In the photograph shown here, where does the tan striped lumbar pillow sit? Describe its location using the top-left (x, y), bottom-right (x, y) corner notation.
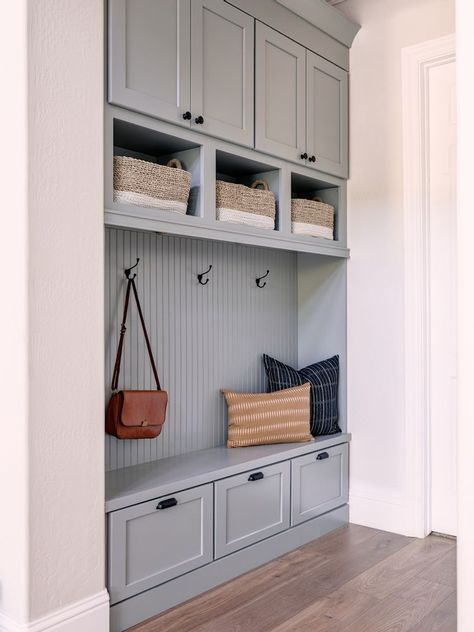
top-left (223, 383), bottom-right (312, 448)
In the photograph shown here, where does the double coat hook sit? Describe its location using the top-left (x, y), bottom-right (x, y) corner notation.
top-left (197, 264), bottom-right (212, 285)
top-left (256, 270), bottom-right (270, 288)
top-left (125, 258), bottom-right (140, 280)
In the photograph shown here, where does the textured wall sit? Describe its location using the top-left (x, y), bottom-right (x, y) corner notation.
top-left (27, 0), bottom-right (106, 622)
top-left (105, 229), bottom-right (298, 471)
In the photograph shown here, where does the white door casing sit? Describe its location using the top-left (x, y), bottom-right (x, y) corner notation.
top-left (428, 60), bottom-right (457, 536)
top-left (402, 34), bottom-right (456, 538)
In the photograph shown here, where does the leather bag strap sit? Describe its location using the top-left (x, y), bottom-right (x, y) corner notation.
top-left (111, 277), bottom-right (161, 391)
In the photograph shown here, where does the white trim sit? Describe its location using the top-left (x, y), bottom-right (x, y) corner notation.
top-left (402, 34), bottom-right (456, 538)
top-left (456, 1), bottom-right (474, 628)
top-left (349, 494), bottom-right (411, 536)
top-left (0, 591), bottom-right (109, 632)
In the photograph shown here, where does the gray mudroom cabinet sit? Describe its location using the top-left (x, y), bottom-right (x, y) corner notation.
top-left (255, 22), bottom-right (306, 164)
top-left (255, 21), bottom-right (349, 177)
top-left (104, 1), bottom-right (360, 630)
top-left (306, 52), bottom-right (349, 178)
top-left (109, 0), bottom-right (350, 175)
top-left (106, 438), bottom-right (350, 631)
top-left (108, 0), bottom-right (191, 129)
top-left (291, 443), bottom-right (349, 526)
top-left (214, 461), bottom-right (291, 558)
top-left (108, 484), bottom-right (214, 603)
top-left (108, 0), bottom-right (255, 146)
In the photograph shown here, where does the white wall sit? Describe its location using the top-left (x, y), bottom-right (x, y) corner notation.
top-left (338, 0), bottom-right (455, 535)
top-left (1, 1), bottom-right (108, 630)
top-left (0, 0), bottom-right (29, 626)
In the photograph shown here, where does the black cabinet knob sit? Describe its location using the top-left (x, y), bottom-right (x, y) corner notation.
top-left (309, 155), bottom-right (317, 163)
top-left (182, 111), bottom-right (192, 120)
top-left (300, 152), bottom-right (308, 160)
top-left (248, 471), bottom-right (264, 481)
top-left (195, 115), bottom-right (204, 124)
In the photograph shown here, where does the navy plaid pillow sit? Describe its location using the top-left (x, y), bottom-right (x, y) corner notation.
top-left (263, 354), bottom-right (341, 437)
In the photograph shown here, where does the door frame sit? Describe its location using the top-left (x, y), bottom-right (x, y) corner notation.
top-left (402, 34), bottom-right (456, 538)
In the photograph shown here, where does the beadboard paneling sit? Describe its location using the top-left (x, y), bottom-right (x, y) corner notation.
top-left (105, 228), bottom-right (298, 471)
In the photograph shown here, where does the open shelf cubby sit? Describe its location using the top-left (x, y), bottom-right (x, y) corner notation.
top-left (105, 107), bottom-right (348, 257)
top-left (113, 118), bottom-right (202, 217)
top-left (215, 149), bottom-right (281, 231)
top-left (291, 171), bottom-right (341, 242)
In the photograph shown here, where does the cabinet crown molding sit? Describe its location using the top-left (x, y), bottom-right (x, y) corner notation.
top-left (275, 0), bottom-right (360, 47)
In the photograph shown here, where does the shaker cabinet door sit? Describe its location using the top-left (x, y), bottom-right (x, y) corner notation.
top-left (191, 0), bottom-right (254, 146)
top-left (291, 443), bottom-right (349, 527)
top-left (214, 462), bottom-right (290, 558)
top-left (108, 484), bottom-right (213, 604)
top-left (306, 51), bottom-right (348, 178)
top-left (108, 0), bottom-right (191, 127)
top-left (255, 23), bottom-right (306, 164)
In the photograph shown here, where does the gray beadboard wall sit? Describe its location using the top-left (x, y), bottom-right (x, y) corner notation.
top-left (105, 228), bottom-right (298, 471)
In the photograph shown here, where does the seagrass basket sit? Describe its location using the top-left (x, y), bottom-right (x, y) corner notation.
top-left (216, 179), bottom-right (276, 230)
top-left (291, 196), bottom-right (334, 240)
top-left (113, 156), bottom-right (191, 214)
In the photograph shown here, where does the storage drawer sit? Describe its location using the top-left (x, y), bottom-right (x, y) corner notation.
top-left (214, 461), bottom-right (290, 559)
top-left (291, 443), bottom-right (348, 526)
top-left (108, 484), bottom-right (213, 604)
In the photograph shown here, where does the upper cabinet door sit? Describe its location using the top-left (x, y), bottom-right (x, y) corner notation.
top-left (306, 51), bottom-right (348, 178)
top-left (190, 0), bottom-right (254, 147)
top-left (255, 23), bottom-right (306, 164)
top-left (108, 0), bottom-right (191, 127)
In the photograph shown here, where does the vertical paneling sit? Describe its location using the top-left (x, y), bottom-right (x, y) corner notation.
top-left (105, 228), bottom-right (298, 471)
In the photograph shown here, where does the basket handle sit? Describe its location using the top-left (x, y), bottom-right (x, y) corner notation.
top-left (251, 179), bottom-right (269, 191)
top-left (311, 196), bottom-right (323, 202)
top-left (166, 158), bottom-right (183, 170)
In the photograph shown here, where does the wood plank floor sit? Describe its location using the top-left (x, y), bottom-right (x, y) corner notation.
top-left (128, 524), bottom-right (456, 632)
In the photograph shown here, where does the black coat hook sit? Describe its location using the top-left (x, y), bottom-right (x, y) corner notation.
top-left (198, 264), bottom-right (212, 285)
top-left (256, 269), bottom-right (270, 288)
top-left (125, 258), bottom-right (140, 280)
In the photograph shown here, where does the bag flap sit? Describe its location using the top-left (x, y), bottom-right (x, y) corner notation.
top-left (120, 390), bottom-right (168, 427)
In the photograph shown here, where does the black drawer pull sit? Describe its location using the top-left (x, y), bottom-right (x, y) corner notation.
top-left (300, 152), bottom-right (308, 160)
top-left (182, 111), bottom-right (192, 120)
top-left (248, 472), bottom-right (264, 481)
top-left (316, 452), bottom-right (329, 460)
top-left (195, 115), bottom-right (204, 124)
top-left (157, 497), bottom-right (178, 510)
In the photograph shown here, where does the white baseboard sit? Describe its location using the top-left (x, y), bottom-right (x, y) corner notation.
top-left (0, 591), bottom-right (109, 632)
top-left (349, 494), bottom-right (416, 537)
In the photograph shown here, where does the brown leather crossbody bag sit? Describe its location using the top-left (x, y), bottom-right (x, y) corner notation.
top-left (106, 275), bottom-right (168, 440)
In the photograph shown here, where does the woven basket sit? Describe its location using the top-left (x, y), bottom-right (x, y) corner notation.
top-left (113, 156), bottom-right (191, 214)
top-left (291, 197), bottom-right (334, 240)
top-left (216, 179), bottom-right (276, 230)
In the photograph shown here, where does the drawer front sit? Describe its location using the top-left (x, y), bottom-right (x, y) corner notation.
top-left (108, 484), bottom-right (213, 604)
top-left (215, 461), bottom-right (290, 559)
top-left (291, 443), bottom-right (348, 526)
